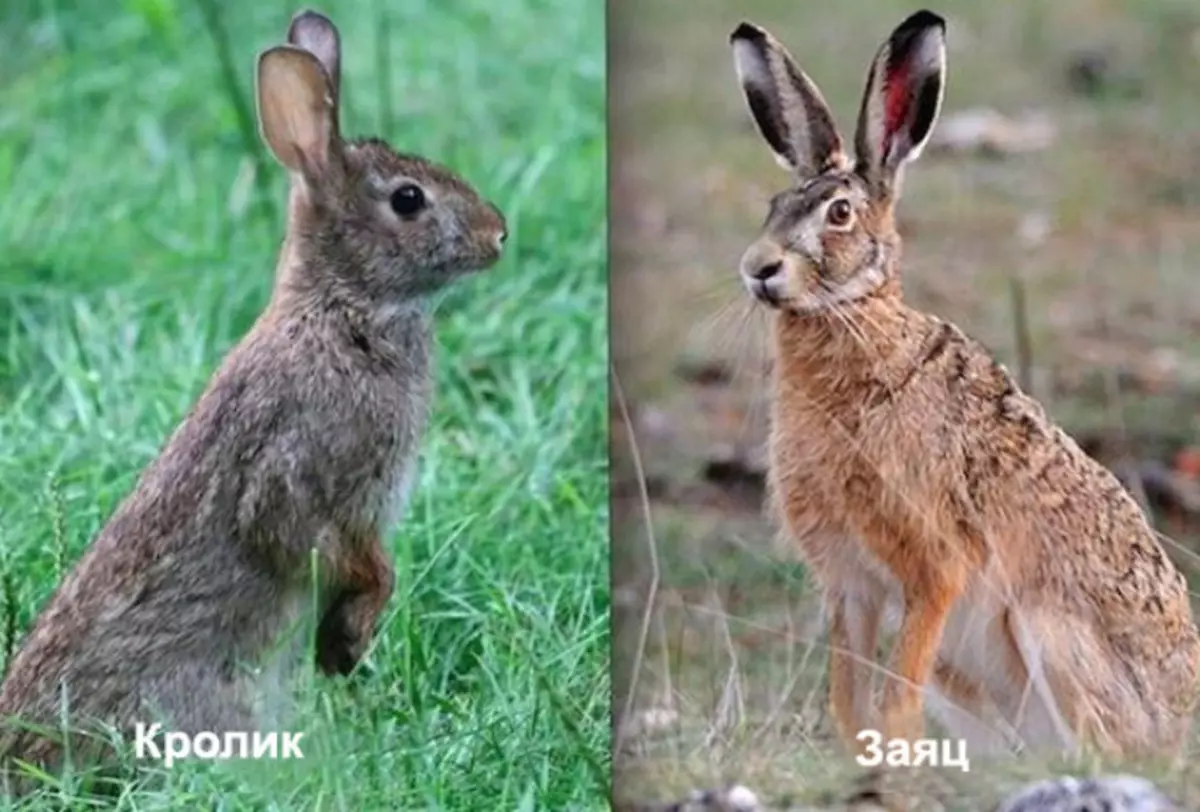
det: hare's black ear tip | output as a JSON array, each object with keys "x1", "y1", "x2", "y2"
[
  {"x1": 900, "y1": 9, "x2": 946, "y2": 32},
  {"x1": 730, "y1": 22, "x2": 766, "y2": 45}
]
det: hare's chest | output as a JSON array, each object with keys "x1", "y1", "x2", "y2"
[{"x1": 768, "y1": 402, "x2": 862, "y2": 526}]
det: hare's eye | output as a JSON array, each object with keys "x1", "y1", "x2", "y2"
[
  {"x1": 390, "y1": 184, "x2": 426, "y2": 218},
  {"x1": 826, "y1": 198, "x2": 853, "y2": 227}
]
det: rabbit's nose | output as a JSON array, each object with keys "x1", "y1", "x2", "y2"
[{"x1": 486, "y1": 203, "x2": 507, "y2": 253}]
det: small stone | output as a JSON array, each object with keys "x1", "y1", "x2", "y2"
[
  {"x1": 723, "y1": 785, "x2": 762, "y2": 812},
  {"x1": 996, "y1": 775, "x2": 1177, "y2": 812}
]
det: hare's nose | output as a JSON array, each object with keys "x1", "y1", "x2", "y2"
[{"x1": 751, "y1": 260, "x2": 783, "y2": 281}]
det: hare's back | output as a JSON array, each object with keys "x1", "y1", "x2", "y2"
[{"x1": 926, "y1": 333, "x2": 1192, "y2": 620}]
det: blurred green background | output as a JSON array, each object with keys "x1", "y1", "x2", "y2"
[
  {"x1": 610, "y1": 0, "x2": 1200, "y2": 808},
  {"x1": 0, "y1": 0, "x2": 607, "y2": 808}
]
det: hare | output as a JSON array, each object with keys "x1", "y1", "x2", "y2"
[
  {"x1": 0, "y1": 8, "x2": 505, "y2": 779},
  {"x1": 728, "y1": 10, "x2": 1200, "y2": 759}
]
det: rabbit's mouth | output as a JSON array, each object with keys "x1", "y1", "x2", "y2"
[
  {"x1": 448, "y1": 252, "x2": 501, "y2": 280},
  {"x1": 448, "y1": 232, "x2": 506, "y2": 275}
]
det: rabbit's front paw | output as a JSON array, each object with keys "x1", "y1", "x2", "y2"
[
  {"x1": 316, "y1": 545, "x2": 394, "y2": 677},
  {"x1": 315, "y1": 595, "x2": 369, "y2": 676}
]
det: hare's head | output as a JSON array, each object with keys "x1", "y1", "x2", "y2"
[
  {"x1": 256, "y1": 10, "x2": 507, "y2": 301},
  {"x1": 730, "y1": 11, "x2": 945, "y2": 313}
]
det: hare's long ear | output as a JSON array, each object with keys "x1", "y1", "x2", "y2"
[
  {"x1": 730, "y1": 22, "x2": 847, "y2": 178},
  {"x1": 853, "y1": 10, "x2": 946, "y2": 198},
  {"x1": 257, "y1": 45, "x2": 338, "y2": 180},
  {"x1": 287, "y1": 10, "x2": 341, "y2": 105}
]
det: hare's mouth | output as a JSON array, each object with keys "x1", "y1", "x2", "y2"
[
  {"x1": 750, "y1": 278, "x2": 783, "y2": 308},
  {"x1": 739, "y1": 262, "x2": 787, "y2": 308}
]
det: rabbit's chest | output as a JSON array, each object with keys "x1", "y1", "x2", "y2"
[
  {"x1": 358, "y1": 406, "x2": 426, "y2": 531},
  {"x1": 377, "y1": 454, "x2": 418, "y2": 530},
  {"x1": 334, "y1": 372, "x2": 430, "y2": 532}
]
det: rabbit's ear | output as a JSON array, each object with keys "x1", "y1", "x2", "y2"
[
  {"x1": 853, "y1": 10, "x2": 946, "y2": 197},
  {"x1": 257, "y1": 45, "x2": 339, "y2": 180},
  {"x1": 730, "y1": 22, "x2": 846, "y2": 178},
  {"x1": 287, "y1": 10, "x2": 341, "y2": 103}
]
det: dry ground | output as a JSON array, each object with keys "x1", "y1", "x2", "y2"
[{"x1": 609, "y1": 0, "x2": 1200, "y2": 808}]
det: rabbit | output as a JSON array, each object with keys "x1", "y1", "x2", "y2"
[
  {"x1": 727, "y1": 9, "x2": 1200, "y2": 760},
  {"x1": 0, "y1": 8, "x2": 506, "y2": 783}
]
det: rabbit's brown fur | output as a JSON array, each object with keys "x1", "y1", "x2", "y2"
[
  {"x1": 0, "y1": 10, "x2": 506, "y2": 781},
  {"x1": 730, "y1": 11, "x2": 1200, "y2": 758}
]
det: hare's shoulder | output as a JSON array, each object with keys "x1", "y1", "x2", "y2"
[
  {"x1": 889, "y1": 316, "x2": 1059, "y2": 471},
  {"x1": 929, "y1": 321, "x2": 1187, "y2": 605},
  {"x1": 901, "y1": 318, "x2": 1114, "y2": 505}
]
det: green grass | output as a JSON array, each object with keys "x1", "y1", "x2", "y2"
[{"x1": 0, "y1": 0, "x2": 607, "y2": 808}]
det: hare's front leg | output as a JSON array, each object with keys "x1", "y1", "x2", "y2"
[
  {"x1": 827, "y1": 586, "x2": 883, "y2": 755},
  {"x1": 879, "y1": 581, "x2": 959, "y2": 745},
  {"x1": 931, "y1": 660, "x2": 987, "y2": 719},
  {"x1": 316, "y1": 530, "x2": 395, "y2": 676}
]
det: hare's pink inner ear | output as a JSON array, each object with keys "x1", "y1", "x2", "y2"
[
  {"x1": 730, "y1": 22, "x2": 846, "y2": 178},
  {"x1": 257, "y1": 46, "x2": 337, "y2": 179},
  {"x1": 287, "y1": 9, "x2": 341, "y2": 101},
  {"x1": 853, "y1": 10, "x2": 946, "y2": 194}
]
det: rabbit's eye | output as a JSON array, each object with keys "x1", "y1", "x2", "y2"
[
  {"x1": 826, "y1": 198, "x2": 853, "y2": 227},
  {"x1": 390, "y1": 184, "x2": 426, "y2": 218}
]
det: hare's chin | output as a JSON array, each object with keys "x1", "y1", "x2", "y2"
[
  {"x1": 780, "y1": 268, "x2": 886, "y2": 313},
  {"x1": 745, "y1": 284, "x2": 868, "y2": 314}
]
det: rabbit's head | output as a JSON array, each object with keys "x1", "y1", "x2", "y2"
[
  {"x1": 730, "y1": 11, "x2": 945, "y2": 313},
  {"x1": 256, "y1": 10, "x2": 507, "y2": 303}
]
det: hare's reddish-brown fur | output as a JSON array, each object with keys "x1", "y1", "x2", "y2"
[
  {"x1": 731, "y1": 11, "x2": 1200, "y2": 758},
  {"x1": 0, "y1": 10, "x2": 506, "y2": 780}
]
